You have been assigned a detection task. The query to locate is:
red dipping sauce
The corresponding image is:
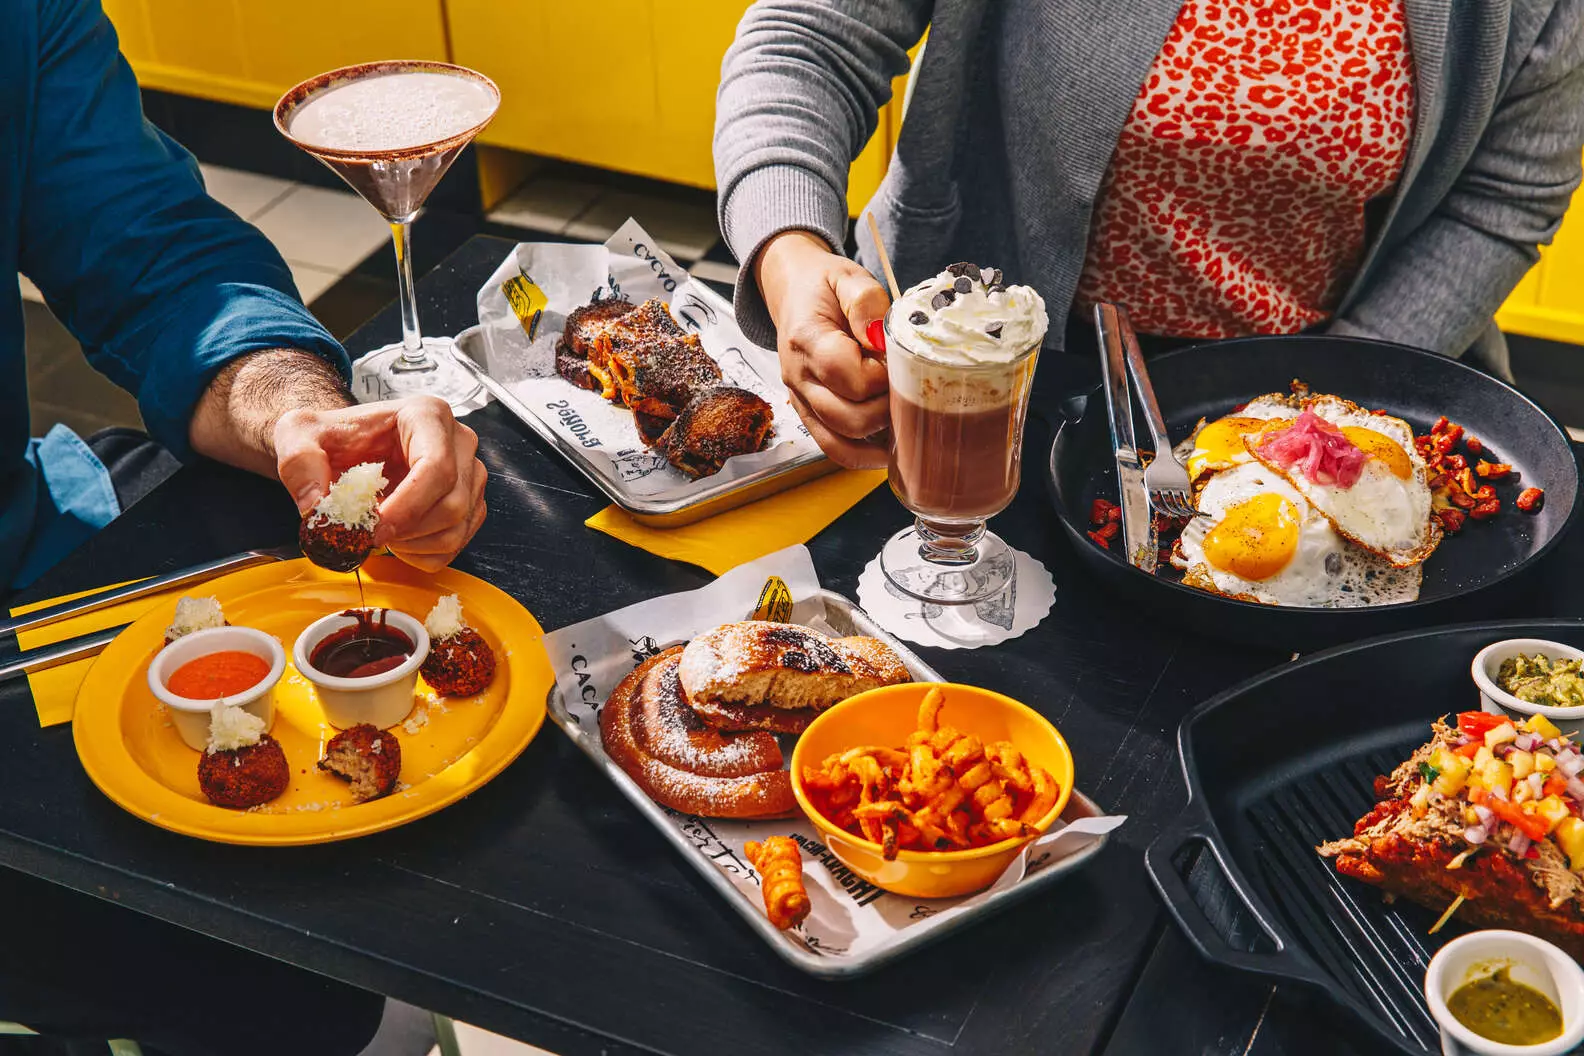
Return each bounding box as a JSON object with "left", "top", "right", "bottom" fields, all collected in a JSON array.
[
  {"left": 310, "top": 609, "right": 413, "bottom": 679},
  {"left": 167, "top": 651, "right": 270, "bottom": 699}
]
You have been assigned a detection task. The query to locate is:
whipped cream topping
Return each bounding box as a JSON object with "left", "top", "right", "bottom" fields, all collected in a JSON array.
[{"left": 889, "top": 263, "right": 1048, "bottom": 365}]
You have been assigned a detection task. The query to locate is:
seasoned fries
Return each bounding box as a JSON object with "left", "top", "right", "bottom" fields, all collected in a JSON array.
[{"left": 800, "top": 688, "right": 1060, "bottom": 860}]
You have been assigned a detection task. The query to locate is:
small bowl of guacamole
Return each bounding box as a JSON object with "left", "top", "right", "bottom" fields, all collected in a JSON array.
[
  {"left": 1426, "top": 931, "right": 1584, "bottom": 1055},
  {"left": 1473, "top": 639, "right": 1584, "bottom": 722}
]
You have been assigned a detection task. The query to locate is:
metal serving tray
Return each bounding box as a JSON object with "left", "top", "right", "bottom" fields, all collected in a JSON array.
[
  {"left": 451, "top": 282, "right": 838, "bottom": 528},
  {"left": 546, "top": 588, "right": 1112, "bottom": 978}
]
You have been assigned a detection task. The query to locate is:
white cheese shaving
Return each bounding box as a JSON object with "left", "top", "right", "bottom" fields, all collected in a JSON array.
[
  {"left": 207, "top": 703, "right": 265, "bottom": 753},
  {"left": 311, "top": 462, "right": 387, "bottom": 529},
  {"left": 166, "top": 596, "right": 224, "bottom": 641},
  {"left": 424, "top": 594, "right": 466, "bottom": 640}
]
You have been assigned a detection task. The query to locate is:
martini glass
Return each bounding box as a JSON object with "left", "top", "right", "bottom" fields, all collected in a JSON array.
[{"left": 275, "top": 61, "right": 501, "bottom": 408}]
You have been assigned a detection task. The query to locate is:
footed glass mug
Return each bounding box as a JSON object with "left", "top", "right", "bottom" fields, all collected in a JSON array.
[{"left": 878, "top": 312, "right": 1041, "bottom": 605}]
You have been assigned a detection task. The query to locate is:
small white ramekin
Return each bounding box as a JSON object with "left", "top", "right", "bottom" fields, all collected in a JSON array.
[
  {"left": 1472, "top": 639, "right": 1584, "bottom": 722},
  {"left": 292, "top": 609, "right": 429, "bottom": 730},
  {"left": 1425, "top": 930, "right": 1584, "bottom": 1056},
  {"left": 147, "top": 626, "right": 284, "bottom": 751}
]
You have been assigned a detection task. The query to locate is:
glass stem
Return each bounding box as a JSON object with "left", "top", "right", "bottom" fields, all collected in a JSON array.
[{"left": 391, "top": 219, "right": 425, "bottom": 362}]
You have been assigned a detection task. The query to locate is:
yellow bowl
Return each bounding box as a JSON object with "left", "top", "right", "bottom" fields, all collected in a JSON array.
[{"left": 790, "top": 681, "right": 1074, "bottom": 899}]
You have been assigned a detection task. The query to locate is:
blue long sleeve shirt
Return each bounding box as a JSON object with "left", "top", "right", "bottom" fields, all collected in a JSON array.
[{"left": 1, "top": 0, "right": 351, "bottom": 589}]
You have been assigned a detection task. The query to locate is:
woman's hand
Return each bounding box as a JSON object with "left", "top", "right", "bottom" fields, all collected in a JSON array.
[
  {"left": 755, "top": 231, "right": 892, "bottom": 468},
  {"left": 273, "top": 397, "right": 488, "bottom": 573}
]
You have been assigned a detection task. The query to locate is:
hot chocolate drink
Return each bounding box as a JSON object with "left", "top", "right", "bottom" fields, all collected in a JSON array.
[{"left": 885, "top": 263, "right": 1046, "bottom": 526}]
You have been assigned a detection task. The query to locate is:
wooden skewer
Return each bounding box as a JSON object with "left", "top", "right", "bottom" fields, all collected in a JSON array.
[
  {"left": 866, "top": 212, "right": 903, "bottom": 301},
  {"left": 1429, "top": 893, "right": 1466, "bottom": 935}
]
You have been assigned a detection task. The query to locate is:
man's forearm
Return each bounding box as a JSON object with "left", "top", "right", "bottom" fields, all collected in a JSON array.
[{"left": 188, "top": 349, "right": 353, "bottom": 477}]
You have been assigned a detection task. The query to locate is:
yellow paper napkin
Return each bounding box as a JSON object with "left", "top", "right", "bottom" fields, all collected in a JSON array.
[
  {"left": 586, "top": 469, "right": 888, "bottom": 575},
  {"left": 10, "top": 578, "right": 169, "bottom": 727}
]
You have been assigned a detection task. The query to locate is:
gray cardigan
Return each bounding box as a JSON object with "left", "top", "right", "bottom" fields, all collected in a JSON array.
[{"left": 714, "top": 0, "right": 1584, "bottom": 376}]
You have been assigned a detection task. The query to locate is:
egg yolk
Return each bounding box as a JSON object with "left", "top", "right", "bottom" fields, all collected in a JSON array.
[
  {"left": 1203, "top": 494, "right": 1301, "bottom": 581},
  {"left": 1340, "top": 426, "right": 1412, "bottom": 479},
  {"left": 1188, "top": 416, "right": 1290, "bottom": 479}
]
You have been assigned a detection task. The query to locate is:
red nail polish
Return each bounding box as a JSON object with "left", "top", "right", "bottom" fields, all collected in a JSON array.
[{"left": 865, "top": 318, "right": 887, "bottom": 353}]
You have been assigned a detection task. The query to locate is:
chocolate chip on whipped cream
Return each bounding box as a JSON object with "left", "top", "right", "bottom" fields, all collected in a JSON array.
[{"left": 890, "top": 264, "right": 1047, "bottom": 365}]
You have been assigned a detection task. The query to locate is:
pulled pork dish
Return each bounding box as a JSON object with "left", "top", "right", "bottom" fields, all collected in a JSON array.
[{"left": 1320, "top": 711, "right": 1584, "bottom": 958}]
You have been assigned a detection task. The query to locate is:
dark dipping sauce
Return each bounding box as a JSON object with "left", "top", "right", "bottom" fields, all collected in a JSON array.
[
  {"left": 1448, "top": 966, "right": 1563, "bottom": 1045},
  {"left": 310, "top": 609, "right": 413, "bottom": 679}
]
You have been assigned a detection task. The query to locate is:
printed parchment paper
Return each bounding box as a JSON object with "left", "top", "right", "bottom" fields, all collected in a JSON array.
[{"left": 476, "top": 219, "right": 817, "bottom": 499}]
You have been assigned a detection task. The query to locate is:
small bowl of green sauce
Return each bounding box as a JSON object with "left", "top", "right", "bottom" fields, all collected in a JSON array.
[
  {"left": 1426, "top": 930, "right": 1584, "bottom": 1055},
  {"left": 1473, "top": 639, "right": 1584, "bottom": 723}
]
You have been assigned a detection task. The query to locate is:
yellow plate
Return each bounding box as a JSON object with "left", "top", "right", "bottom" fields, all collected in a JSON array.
[{"left": 72, "top": 556, "right": 552, "bottom": 845}]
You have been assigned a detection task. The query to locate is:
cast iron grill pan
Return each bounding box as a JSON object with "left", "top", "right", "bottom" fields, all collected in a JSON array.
[
  {"left": 1046, "top": 336, "right": 1580, "bottom": 650},
  {"left": 1145, "top": 618, "right": 1584, "bottom": 1055}
]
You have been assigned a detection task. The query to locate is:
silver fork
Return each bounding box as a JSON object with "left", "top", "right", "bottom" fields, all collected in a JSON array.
[{"left": 1111, "top": 305, "right": 1199, "bottom": 519}]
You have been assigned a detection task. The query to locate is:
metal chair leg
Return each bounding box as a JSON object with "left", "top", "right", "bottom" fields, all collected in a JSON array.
[{"left": 432, "top": 1012, "right": 463, "bottom": 1056}]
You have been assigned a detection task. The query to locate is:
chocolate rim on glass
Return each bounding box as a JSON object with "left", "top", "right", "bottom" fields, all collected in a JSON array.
[
  {"left": 879, "top": 307, "right": 1041, "bottom": 605},
  {"left": 274, "top": 61, "right": 500, "bottom": 408}
]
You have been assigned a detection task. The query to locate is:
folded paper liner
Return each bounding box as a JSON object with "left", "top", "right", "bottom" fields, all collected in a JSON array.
[
  {"left": 585, "top": 468, "right": 887, "bottom": 575},
  {"left": 9, "top": 579, "right": 169, "bottom": 727}
]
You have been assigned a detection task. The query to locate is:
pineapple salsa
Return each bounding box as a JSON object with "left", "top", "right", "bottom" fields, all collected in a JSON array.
[{"left": 1417, "top": 711, "right": 1584, "bottom": 869}]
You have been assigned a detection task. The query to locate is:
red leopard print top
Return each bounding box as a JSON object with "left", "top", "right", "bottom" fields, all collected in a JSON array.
[{"left": 1076, "top": 0, "right": 1416, "bottom": 339}]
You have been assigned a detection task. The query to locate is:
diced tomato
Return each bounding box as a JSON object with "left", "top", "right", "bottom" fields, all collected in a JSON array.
[
  {"left": 1468, "top": 787, "right": 1488, "bottom": 804},
  {"left": 1487, "top": 796, "right": 1551, "bottom": 842},
  {"left": 1459, "top": 711, "right": 1507, "bottom": 738},
  {"left": 1546, "top": 776, "right": 1569, "bottom": 798},
  {"left": 1455, "top": 741, "right": 1482, "bottom": 760}
]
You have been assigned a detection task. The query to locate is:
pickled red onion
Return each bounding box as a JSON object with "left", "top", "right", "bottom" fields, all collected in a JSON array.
[{"left": 1255, "top": 410, "right": 1369, "bottom": 488}]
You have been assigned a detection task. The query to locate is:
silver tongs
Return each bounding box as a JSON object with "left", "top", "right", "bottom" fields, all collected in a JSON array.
[{"left": 0, "top": 547, "right": 295, "bottom": 684}]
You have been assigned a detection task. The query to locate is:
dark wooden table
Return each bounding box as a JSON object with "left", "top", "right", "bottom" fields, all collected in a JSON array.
[{"left": 3, "top": 235, "right": 1576, "bottom": 1056}]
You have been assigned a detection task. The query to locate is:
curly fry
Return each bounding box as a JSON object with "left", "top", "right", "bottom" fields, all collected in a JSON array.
[
  {"left": 745, "top": 836, "right": 811, "bottom": 930},
  {"left": 1020, "top": 765, "right": 1059, "bottom": 824},
  {"left": 916, "top": 687, "right": 946, "bottom": 734},
  {"left": 987, "top": 742, "right": 1034, "bottom": 794}
]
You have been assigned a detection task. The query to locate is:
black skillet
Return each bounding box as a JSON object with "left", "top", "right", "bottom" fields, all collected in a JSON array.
[
  {"left": 1143, "top": 618, "right": 1584, "bottom": 1056},
  {"left": 1046, "top": 335, "right": 1580, "bottom": 650}
]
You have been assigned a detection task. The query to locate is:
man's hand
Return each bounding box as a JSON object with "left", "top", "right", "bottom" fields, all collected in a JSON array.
[
  {"left": 755, "top": 231, "right": 891, "bottom": 468},
  {"left": 189, "top": 350, "right": 486, "bottom": 572},
  {"left": 273, "top": 399, "right": 487, "bottom": 573}
]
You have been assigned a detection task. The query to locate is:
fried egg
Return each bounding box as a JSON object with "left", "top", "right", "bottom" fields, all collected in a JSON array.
[
  {"left": 1176, "top": 463, "right": 1423, "bottom": 607},
  {"left": 1248, "top": 395, "right": 1439, "bottom": 568},
  {"left": 1174, "top": 394, "right": 1298, "bottom": 483}
]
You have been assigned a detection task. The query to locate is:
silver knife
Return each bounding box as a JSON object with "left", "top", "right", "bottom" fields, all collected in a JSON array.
[
  {"left": 0, "top": 546, "right": 295, "bottom": 641},
  {"left": 0, "top": 625, "right": 129, "bottom": 684},
  {"left": 1095, "top": 304, "right": 1158, "bottom": 572}
]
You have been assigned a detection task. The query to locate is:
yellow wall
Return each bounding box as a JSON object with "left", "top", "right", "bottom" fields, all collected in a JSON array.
[
  {"left": 105, "top": 0, "right": 898, "bottom": 215},
  {"left": 1496, "top": 162, "right": 1584, "bottom": 347},
  {"left": 102, "top": 0, "right": 449, "bottom": 112}
]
